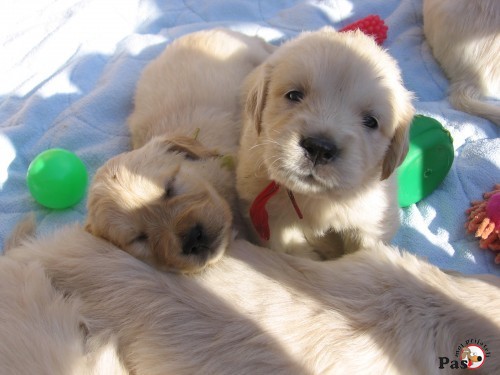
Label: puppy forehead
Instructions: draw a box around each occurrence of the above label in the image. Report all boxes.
[269,32,404,136]
[272,34,396,96]
[104,150,181,184]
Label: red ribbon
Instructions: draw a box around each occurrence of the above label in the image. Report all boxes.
[249,181,303,241]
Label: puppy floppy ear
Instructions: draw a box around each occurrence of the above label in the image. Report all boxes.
[164,136,220,160]
[381,104,414,180]
[244,63,271,135]
[84,222,92,233]
[84,219,96,235]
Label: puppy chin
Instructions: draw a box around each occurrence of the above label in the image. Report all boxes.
[270,167,331,194]
[179,234,231,274]
[201,235,230,267]
[271,168,361,196]
[265,148,365,195]
[160,253,220,275]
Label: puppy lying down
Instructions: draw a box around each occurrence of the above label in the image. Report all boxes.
[237,27,415,260]
[85,136,234,274]
[7,224,500,375]
[85,29,274,273]
[0,250,126,374]
[423,0,500,125]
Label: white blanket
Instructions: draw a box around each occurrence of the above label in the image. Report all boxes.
[1,0,499,275]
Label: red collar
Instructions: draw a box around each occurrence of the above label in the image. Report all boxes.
[249,181,303,241]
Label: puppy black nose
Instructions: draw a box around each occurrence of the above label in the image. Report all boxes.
[182,224,209,256]
[300,137,338,165]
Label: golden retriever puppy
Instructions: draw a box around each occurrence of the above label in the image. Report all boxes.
[237,27,414,259]
[423,0,500,125]
[85,136,235,274]
[7,224,500,375]
[127,28,275,150]
[0,257,127,375]
[85,29,274,273]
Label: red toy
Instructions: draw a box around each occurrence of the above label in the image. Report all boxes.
[465,184,500,263]
[339,14,388,45]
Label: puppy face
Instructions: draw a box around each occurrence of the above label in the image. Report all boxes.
[246,28,414,195]
[85,136,232,274]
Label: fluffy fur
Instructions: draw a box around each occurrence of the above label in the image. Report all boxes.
[0,256,127,375]
[85,29,274,273]
[423,0,500,125]
[237,27,414,259]
[84,136,234,273]
[6,224,500,375]
[127,28,275,150]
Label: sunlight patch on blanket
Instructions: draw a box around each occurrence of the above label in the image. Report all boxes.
[38,72,82,98]
[0,134,16,190]
[310,0,354,23]
[0,0,147,96]
[230,24,285,43]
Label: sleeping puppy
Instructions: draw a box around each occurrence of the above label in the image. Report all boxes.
[84,136,234,274]
[6,222,500,375]
[423,0,500,125]
[127,28,275,150]
[237,27,414,259]
[85,29,274,273]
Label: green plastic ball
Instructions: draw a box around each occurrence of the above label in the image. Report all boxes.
[27,148,88,209]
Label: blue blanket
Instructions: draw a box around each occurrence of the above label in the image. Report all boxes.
[1,0,499,275]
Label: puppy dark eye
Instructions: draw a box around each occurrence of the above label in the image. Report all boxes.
[134,233,148,242]
[164,179,175,199]
[362,115,378,129]
[285,90,304,102]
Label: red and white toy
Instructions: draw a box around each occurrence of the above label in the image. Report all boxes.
[339,14,388,45]
[465,184,500,264]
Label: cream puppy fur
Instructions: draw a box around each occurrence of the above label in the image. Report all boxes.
[0,256,127,375]
[85,29,274,273]
[423,0,500,125]
[0,258,89,375]
[127,28,275,150]
[237,28,414,259]
[1,216,127,375]
[85,136,235,274]
[7,224,500,375]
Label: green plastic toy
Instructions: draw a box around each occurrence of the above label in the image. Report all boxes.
[26,148,88,209]
[397,115,454,207]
